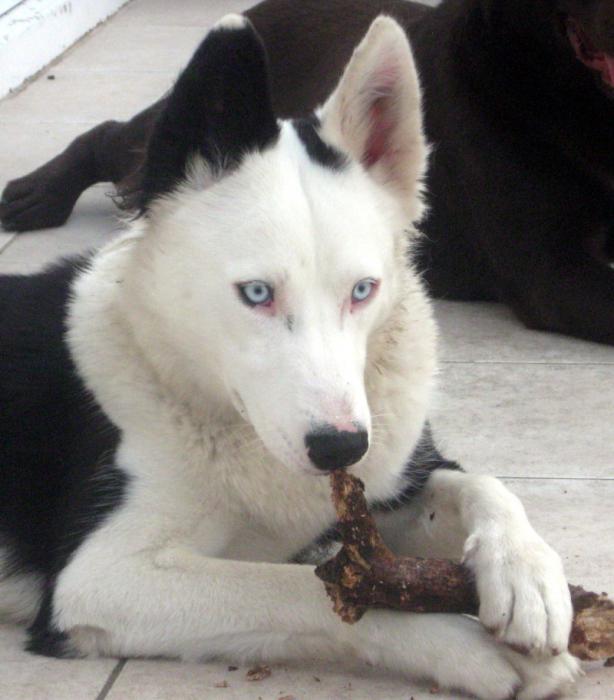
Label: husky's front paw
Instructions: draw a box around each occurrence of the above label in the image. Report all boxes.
[463,525,573,657]
[353,613,521,700]
[352,612,579,700]
[504,649,581,700]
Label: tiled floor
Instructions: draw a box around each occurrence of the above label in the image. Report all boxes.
[1,1,613,698]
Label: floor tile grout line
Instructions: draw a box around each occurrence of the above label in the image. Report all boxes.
[0,120,144,127]
[0,234,16,255]
[112,23,221,27]
[499,476,614,481]
[95,659,126,700]
[24,69,182,75]
[440,359,614,366]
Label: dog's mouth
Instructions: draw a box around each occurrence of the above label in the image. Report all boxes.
[565,16,614,91]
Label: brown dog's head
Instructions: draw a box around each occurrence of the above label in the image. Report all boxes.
[558,1,614,91]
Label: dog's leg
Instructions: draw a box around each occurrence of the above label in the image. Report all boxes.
[377,469,577,661]
[52,545,575,700]
[508,255,614,346]
[0,100,164,232]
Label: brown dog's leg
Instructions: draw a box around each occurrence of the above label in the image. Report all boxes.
[0,100,165,232]
[510,260,614,346]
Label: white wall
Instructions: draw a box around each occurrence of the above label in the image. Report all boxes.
[0,0,131,98]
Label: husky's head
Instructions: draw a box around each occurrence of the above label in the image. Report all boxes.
[126,14,430,476]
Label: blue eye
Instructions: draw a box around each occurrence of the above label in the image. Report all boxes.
[238,281,274,307]
[352,278,377,303]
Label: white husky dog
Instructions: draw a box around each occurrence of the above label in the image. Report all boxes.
[0,14,579,699]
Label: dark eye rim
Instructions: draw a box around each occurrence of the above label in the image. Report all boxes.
[236,281,275,307]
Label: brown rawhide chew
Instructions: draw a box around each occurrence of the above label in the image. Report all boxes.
[315,471,614,663]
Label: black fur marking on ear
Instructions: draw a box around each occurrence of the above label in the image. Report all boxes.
[292,114,348,171]
[139,18,280,212]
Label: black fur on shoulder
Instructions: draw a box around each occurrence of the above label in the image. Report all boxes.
[139,17,280,213]
[0,258,127,655]
[373,423,462,513]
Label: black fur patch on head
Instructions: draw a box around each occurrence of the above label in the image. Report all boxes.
[292,114,348,171]
[140,17,280,212]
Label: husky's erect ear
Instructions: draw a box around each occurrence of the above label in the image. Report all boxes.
[319,16,427,215]
[139,15,279,211]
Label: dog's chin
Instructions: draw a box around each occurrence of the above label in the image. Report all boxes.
[292,462,360,478]
[597,78,614,99]
[282,459,330,478]
[564,15,614,96]
[301,466,335,478]
[256,441,322,477]
[274,455,341,477]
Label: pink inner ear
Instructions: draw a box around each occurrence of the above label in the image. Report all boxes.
[362,58,400,169]
[363,97,395,168]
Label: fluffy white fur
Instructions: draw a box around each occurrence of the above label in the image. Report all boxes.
[1,16,579,700]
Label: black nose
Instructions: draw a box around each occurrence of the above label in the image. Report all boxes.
[305,426,369,472]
